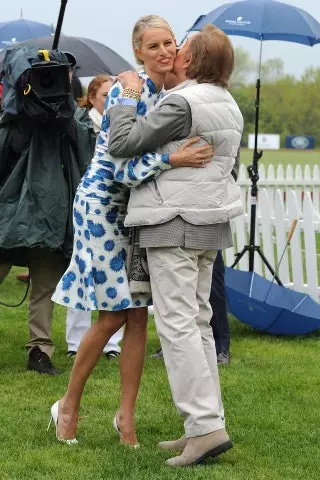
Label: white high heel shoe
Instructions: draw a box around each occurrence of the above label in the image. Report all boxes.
[113,412,140,449]
[47,400,78,445]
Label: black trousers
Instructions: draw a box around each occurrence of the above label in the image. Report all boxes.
[209,250,230,355]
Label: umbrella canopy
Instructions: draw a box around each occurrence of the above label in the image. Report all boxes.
[0,19,53,50]
[225,267,320,335]
[188,0,320,46]
[0,34,133,77]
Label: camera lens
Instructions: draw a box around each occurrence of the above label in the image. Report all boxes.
[40,72,54,88]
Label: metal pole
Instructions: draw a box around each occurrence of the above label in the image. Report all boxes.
[52,0,68,49]
[253,39,263,163]
[258,37,263,78]
[248,38,263,271]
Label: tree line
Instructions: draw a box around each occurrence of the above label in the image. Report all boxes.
[230,48,320,147]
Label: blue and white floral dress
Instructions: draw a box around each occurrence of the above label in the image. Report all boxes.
[52,72,171,311]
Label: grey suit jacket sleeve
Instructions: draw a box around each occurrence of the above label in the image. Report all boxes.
[107,95,191,157]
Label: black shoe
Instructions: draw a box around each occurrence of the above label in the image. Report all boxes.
[67,350,77,357]
[150,347,163,359]
[27,347,62,375]
[217,352,230,365]
[105,350,120,360]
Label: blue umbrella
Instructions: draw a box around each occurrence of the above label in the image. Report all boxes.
[225,267,320,335]
[0,19,54,50]
[188,0,320,46]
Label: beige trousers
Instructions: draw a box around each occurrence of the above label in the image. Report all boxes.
[147,246,225,438]
[0,263,12,283]
[26,247,66,358]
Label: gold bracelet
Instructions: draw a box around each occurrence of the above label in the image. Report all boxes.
[123,87,141,101]
[123,88,141,100]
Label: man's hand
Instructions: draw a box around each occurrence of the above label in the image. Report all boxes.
[169,137,214,168]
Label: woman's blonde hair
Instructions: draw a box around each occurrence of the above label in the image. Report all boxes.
[132,15,175,65]
[78,75,113,109]
[186,25,234,88]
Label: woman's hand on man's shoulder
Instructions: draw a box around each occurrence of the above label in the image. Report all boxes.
[117,71,144,92]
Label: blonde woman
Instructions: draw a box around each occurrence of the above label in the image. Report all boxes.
[50,15,212,447]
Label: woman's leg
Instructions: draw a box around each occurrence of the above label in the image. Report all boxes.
[57,310,126,439]
[117,307,148,445]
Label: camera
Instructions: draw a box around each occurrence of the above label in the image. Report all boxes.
[28,62,71,101]
[17,60,74,122]
[1,47,75,123]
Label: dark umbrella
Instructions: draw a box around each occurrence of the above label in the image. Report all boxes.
[225,267,320,335]
[1,34,133,77]
[0,19,53,49]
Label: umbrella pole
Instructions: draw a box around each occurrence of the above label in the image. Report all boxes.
[231,40,283,285]
[52,0,68,49]
[264,219,298,301]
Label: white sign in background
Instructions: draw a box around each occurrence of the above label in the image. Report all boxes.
[248,134,280,150]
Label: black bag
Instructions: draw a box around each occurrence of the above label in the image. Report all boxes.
[1,45,75,124]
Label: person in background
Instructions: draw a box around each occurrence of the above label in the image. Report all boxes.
[210,251,230,364]
[0,50,95,375]
[71,71,84,101]
[0,263,11,284]
[66,75,123,360]
[15,70,85,286]
[0,79,11,288]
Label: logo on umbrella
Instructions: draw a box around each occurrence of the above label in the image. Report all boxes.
[2,38,18,46]
[225,16,251,26]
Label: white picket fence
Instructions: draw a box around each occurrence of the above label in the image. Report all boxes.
[226,163,320,302]
[237,163,320,217]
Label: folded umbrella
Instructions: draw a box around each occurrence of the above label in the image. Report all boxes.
[225,267,320,335]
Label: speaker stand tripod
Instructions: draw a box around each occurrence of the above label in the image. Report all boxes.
[231,78,283,286]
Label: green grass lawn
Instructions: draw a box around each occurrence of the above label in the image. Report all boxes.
[0,268,320,480]
[240,148,320,168]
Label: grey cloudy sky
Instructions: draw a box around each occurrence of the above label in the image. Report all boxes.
[1,0,320,77]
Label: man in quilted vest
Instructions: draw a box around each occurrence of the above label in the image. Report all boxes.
[107,25,243,467]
